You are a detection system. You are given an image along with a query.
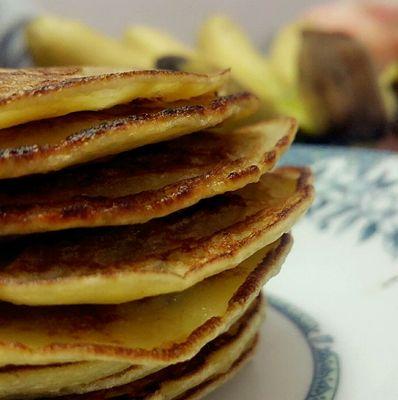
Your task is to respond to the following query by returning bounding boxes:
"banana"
[197,16,285,115]
[26,16,152,68]
[123,26,193,59]
[380,62,398,121]
[25,14,395,139]
[269,21,396,137]
[123,25,214,74]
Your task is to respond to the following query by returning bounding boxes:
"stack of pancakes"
[0,67,314,399]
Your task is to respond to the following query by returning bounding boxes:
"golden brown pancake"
[0,235,291,367]
[0,168,313,305]
[0,92,258,179]
[0,361,132,399]
[0,67,230,129]
[177,341,256,400]
[64,296,263,400]
[0,117,295,235]
[0,296,263,399]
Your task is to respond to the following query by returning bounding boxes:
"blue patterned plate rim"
[269,295,340,400]
[282,143,398,259]
[283,144,398,166]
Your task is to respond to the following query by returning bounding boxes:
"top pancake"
[0,92,257,179]
[0,117,296,235]
[0,67,230,129]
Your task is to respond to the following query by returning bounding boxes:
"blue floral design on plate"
[269,295,339,400]
[281,145,398,258]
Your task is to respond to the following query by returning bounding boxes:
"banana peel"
[25,14,397,141]
[26,16,152,68]
[24,15,317,131]
[123,25,211,74]
[123,26,193,60]
[380,62,398,121]
[195,16,394,138]
[269,22,303,89]
[196,16,324,133]
[299,30,388,143]
[269,22,395,140]
[267,22,323,133]
[197,16,284,116]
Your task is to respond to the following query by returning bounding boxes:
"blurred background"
[34,0,327,42]
[1,0,397,149]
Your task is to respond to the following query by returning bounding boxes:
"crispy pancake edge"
[179,338,257,400]
[59,295,264,399]
[0,92,258,179]
[0,115,294,235]
[0,234,291,366]
[0,297,263,400]
[0,68,230,129]
[0,68,229,106]
[0,168,313,305]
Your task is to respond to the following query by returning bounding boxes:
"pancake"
[0,361,131,400]
[129,299,261,400]
[0,67,229,129]
[0,168,313,305]
[0,92,257,179]
[0,295,263,399]
[0,234,291,367]
[0,116,295,235]
[68,296,263,400]
[178,341,255,400]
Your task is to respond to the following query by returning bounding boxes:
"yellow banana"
[26,16,152,68]
[380,62,398,120]
[123,26,193,59]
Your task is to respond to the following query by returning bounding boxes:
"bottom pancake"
[64,294,264,400]
[0,295,264,399]
[180,339,256,400]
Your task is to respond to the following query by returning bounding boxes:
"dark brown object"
[299,30,388,144]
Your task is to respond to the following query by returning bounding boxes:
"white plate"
[207,145,398,400]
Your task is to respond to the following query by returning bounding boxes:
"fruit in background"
[197,16,281,114]
[298,30,388,143]
[123,26,193,61]
[268,23,301,93]
[195,16,322,132]
[269,10,397,142]
[25,11,397,143]
[303,2,398,72]
[26,16,152,68]
[267,21,323,134]
[380,62,398,121]
[123,25,209,73]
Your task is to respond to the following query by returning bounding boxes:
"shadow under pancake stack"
[0,67,314,399]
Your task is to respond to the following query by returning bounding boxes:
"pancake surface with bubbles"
[0,117,295,235]
[0,92,258,179]
[0,168,313,305]
[0,67,229,129]
[0,295,263,400]
[0,234,291,367]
